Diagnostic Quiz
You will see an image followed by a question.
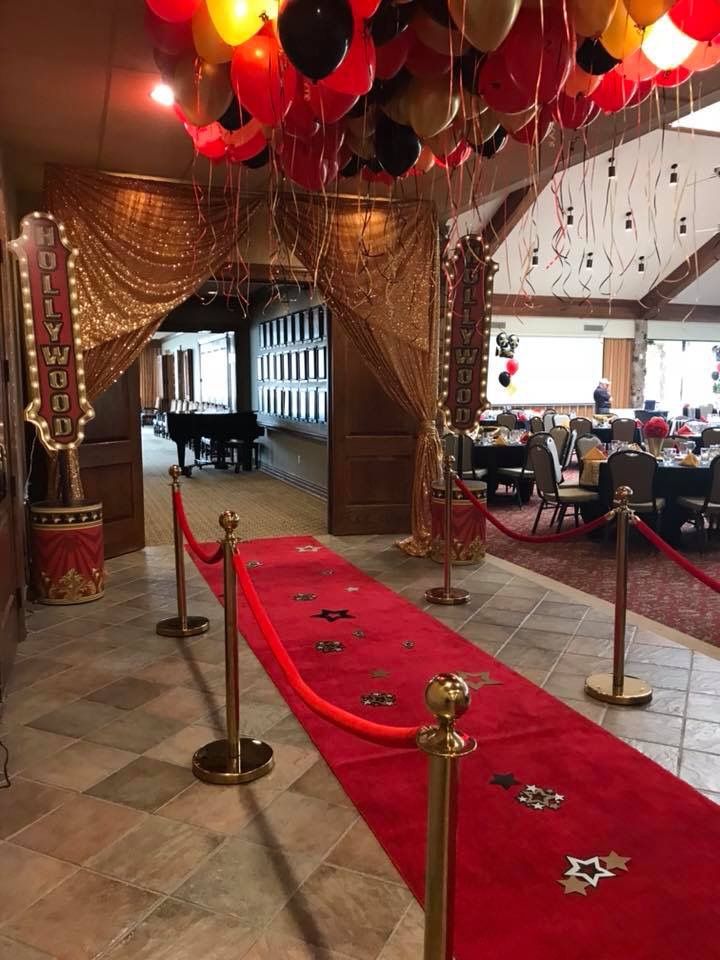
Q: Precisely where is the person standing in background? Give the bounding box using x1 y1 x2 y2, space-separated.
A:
594 377 612 414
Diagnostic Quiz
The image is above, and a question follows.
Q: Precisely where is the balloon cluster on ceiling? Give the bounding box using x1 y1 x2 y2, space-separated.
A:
146 0 720 191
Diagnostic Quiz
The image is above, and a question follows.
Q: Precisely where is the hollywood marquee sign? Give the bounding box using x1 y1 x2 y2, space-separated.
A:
9 213 93 451
439 235 498 434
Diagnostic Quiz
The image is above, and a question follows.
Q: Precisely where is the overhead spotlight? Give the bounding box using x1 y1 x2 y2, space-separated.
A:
670 163 679 186
585 252 594 270
608 157 616 179
625 211 633 231
150 82 175 107
638 256 645 274
679 216 688 236
566 205 574 226
532 247 539 266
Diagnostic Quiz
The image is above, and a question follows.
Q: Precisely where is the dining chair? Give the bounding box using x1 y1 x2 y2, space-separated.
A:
576 434 602 460
549 425 570 464
611 418 636 443
677 456 720 552
495 433 548 507
529 416 544 434
569 416 593 437
562 429 577 471
447 433 488 482
542 412 556 431
701 427 720 447
553 414 571 429
497 412 517 430
607 450 665 522
528 445 599 532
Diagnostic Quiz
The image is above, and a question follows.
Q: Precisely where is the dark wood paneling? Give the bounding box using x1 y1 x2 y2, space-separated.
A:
79 363 145 558
329 321 416 535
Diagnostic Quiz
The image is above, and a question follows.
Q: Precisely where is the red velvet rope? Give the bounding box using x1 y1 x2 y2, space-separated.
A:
454 477 614 544
633 518 720 595
173 489 224 566
232 554 421 749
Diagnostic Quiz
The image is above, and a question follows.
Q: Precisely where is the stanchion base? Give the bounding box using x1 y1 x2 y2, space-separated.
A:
584 673 653 706
424 586 470 606
156 615 210 638
192 737 274 785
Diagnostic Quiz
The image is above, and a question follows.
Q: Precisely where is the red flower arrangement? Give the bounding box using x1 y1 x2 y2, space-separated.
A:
643 416 670 439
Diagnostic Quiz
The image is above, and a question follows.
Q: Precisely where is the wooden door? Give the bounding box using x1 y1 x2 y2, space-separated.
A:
79 362 145 557
329 319 417 535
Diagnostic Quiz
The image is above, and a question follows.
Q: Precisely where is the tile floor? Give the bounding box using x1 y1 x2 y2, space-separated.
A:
0 536 718 959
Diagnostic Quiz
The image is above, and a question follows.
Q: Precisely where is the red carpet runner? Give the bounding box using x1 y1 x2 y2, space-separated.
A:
191 536 720 959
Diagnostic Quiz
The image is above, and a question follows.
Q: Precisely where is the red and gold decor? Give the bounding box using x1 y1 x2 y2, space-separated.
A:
9 212 104 605
145 0 720 188
642 415 670 457
430 477 487 565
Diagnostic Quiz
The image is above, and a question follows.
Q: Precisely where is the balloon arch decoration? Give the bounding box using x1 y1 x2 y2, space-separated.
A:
147 0 720 191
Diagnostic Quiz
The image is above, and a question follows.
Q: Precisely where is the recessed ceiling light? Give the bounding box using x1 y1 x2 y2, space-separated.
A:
671 101 720 134
150 82 175 107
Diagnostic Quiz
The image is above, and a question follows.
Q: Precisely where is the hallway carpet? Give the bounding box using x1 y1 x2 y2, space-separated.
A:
191 536 720 960
142 429 326 546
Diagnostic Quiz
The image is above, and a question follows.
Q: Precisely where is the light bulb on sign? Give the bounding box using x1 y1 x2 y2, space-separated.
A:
150 82 175 107
642 14 698 71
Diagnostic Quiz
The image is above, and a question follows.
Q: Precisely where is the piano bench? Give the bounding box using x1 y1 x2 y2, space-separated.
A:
227 440 260 472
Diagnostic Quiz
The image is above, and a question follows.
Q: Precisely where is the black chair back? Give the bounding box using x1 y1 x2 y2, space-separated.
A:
611 418 636 443
607 450 657 506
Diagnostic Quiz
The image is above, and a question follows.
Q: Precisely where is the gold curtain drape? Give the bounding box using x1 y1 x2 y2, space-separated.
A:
603 338 633 408
275 196 441 554
138 341 161 408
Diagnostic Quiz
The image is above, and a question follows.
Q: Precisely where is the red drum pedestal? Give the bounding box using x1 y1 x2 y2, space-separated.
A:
29 501 105 605
430 480 487 565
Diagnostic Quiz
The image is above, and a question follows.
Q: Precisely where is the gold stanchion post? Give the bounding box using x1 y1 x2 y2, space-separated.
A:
585 486 653 706
192 510 274 784
426 455 470 605
156 465 210 638
417 674 476 960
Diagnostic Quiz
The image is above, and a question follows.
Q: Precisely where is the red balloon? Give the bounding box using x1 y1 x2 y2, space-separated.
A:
351 0 381 16
506 359 519 375
284 79 321 139
684 36 720 71
478 53 535 113
376 29 412 80
625 77 654 107
322 18 376 96
306 81 359 121
405 31 452 77
511 107 554 144
231 34 297 126
654 65 692 87
226 128 267 162
278 126 343 189
361 166 394 184
618 48 659 82
589 68 637 112
670 0 720 42
553 92 599 129
145 7 194 54
185 121 227 159
146 0 201 23
499 7 574 103
434 139 473 168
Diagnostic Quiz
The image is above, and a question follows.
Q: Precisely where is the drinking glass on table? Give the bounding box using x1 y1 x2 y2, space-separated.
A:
700 447 710 465
662 448 674 466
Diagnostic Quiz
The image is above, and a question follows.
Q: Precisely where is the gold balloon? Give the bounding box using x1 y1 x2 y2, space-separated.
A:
458 89 488 121
568 0 618 37
406 77 460 139
345 127 374 161
447 0 522 53
466 108 501 143
493 104 536 131
412 11 469 56
207 0 273 46
346 112 376 138
599 0 643 59
563 62 602 95
174 57 234 126
624 0 674 26
425 125 463 156
414 144 436 173
381 94 412 126
192 2 234 63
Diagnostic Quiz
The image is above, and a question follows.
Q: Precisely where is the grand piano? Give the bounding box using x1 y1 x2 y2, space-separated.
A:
167 411 263 476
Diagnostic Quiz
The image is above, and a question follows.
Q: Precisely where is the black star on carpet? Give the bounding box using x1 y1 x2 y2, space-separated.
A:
311 609 355 623
490 773 520 790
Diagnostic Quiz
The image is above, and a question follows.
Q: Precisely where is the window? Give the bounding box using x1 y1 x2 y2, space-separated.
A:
646 340 719 413
487 336 603 406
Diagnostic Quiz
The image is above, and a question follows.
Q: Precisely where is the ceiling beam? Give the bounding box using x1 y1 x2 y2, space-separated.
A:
492 295 641 320
639 232 720 319
483 183 545 257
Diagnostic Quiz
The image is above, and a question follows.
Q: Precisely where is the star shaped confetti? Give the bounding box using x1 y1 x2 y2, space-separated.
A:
457 671 501 690
296 545 321 553
361 692 396 707
316 641 345 653
246 561 262 569
490 773 520 790
402 640 415 649
516 785 565 811
353 629 366 639
558 877 589 897
346 586 359 592
371 669 389 679
564 856 615 889
320 569 335 576
312 609 355 623
294 593 316 602
602 852 630 872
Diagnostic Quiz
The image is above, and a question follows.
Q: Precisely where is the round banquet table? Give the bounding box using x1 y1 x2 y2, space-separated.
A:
471 441 533 502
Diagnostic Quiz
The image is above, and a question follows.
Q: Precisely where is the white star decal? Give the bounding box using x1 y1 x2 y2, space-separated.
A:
296 545 321 553
346 586 359 592
565 856 615 889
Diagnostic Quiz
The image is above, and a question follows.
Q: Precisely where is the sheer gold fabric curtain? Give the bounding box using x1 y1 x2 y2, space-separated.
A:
138 342 161 408
275 196 441 555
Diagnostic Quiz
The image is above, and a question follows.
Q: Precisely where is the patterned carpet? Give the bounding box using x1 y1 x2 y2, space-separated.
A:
142 429 326 546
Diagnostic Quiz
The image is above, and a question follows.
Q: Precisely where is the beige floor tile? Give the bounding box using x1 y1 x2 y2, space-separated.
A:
680 750 720 793
624 661 690 692
85 677 168 710
621 738 679 774
521 614 578 636
2 690 79 727
28 700 126 739
683 719 720 755
23 742 137 792
0 779 68 838
289 759 353 808
8 659 72 693
239 792 356 858
457 621 515 646
158 779 281 834
84 709 186 754
133 655 225 688
91 816 222 893
49 637 120 665
602 710 683 747
145 723 219 766
200 700 291 739
558 698 607 724
0 935 57 960
5 869 159 960
377 901 424 960
143 686 223 723
175 838 317 923
1 726 76 778
326 819 403 884
244 932 355 960
105 898 257 960
265 713 314 749
690 669 720 696
496 645 560 672
0 843 76 923
270 863 412 960
533 601 589 620
692 652 720 674
510 627 571 652
686 692 720 722
32 666 119 699
629 644 693 669
11 795 144 865
86 757 195 813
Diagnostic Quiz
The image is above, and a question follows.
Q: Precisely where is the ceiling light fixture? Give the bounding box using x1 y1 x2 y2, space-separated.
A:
585 252 594 270
608 157 616 179
566 206 574 226
669 163 679 186
531 247 539 266
638 256 645 274
679 216 688 236
150 82 175 107
625 211 633 231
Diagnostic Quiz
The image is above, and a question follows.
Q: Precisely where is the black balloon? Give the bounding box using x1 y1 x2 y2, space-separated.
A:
371 0 412 45
242 146 269 169
278 0 354 81
368 70 411 106
576 38 619 76
480 127 508 159
365 155 384 173
458 49 486 93
712 371 719 381
218 98 253 132
420 0 452 27
341 154 366 177
498 372 512 387
375 112 421 177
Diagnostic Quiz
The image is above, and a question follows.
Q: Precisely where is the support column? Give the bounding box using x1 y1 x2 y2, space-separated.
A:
630 318 648 409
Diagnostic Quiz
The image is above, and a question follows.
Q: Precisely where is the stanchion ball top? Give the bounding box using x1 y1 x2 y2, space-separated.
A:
218 510 240 534
169 464 182 481
425 674 470 722
614 485 633 505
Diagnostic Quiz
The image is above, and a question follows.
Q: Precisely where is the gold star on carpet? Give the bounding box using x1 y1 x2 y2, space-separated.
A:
371 669 389 678
296 545 321 553
458 671 501 690
602 852 631 872
558 877 588 896
346 586 359 592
